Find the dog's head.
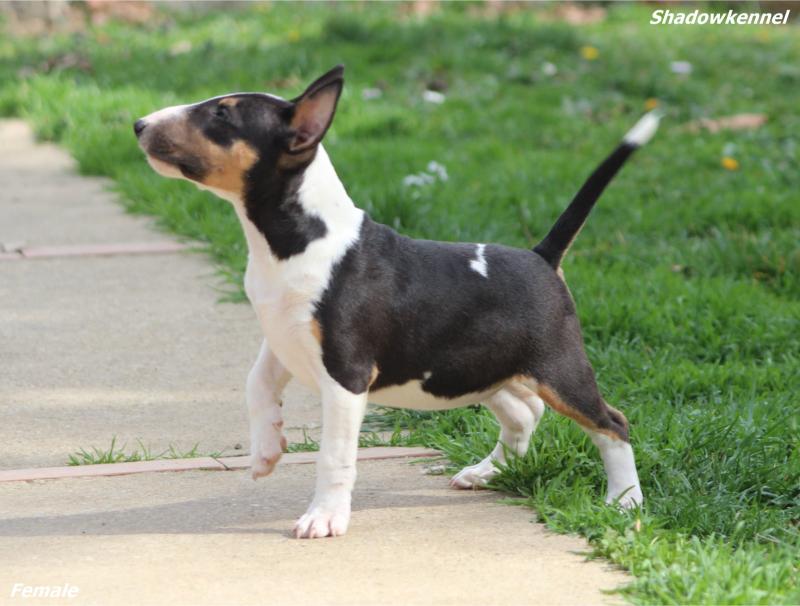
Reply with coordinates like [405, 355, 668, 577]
[134, 65, 344, 201]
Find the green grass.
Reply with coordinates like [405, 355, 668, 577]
[3, 3, 798, 603]
[284, 427, 415, 454]
[67, 437, 224, 466]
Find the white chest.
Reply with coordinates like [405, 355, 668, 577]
[244, 261, 324, 388]
[230, 145, 365, 391]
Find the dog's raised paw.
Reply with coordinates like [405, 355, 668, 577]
[250, 433, 287, 480]
[450, 457, 499, 489]
[250, 450, 282, 480]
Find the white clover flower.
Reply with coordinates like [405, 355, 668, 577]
[422, 90, 446, 104]
[402, 173, 435, 188]
[402, 161, 448, 188]
[670, 61, 692, 75]
[542, 62, 558, 76]
[426, 161, 448, 182]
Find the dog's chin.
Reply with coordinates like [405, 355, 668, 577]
[145, 155, 185, 180]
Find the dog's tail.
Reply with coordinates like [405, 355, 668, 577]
[533, 111, 662, 269]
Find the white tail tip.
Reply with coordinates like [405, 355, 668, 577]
[623, 110, 663, 147]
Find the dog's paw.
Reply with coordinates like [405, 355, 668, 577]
[450, 456, 498, 489]
[250, 435, 287, 480]
[606, 486, 644, 510]
[293, 496, 351, 539]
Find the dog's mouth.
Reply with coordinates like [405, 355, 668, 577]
[141, 137, 206, 181]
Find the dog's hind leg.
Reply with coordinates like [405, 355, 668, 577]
[451, 384, 545, 489]
[247, 339, 291, 479]
[527, 337, 643, 508]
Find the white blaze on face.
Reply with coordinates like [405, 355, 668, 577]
[470, 243, 488, 278]
[140, 103, 190, 126]
[138, 103, 191, 179]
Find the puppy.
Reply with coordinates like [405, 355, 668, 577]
[135, 65, 659, 538]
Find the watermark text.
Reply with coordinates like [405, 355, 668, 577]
[10, 583, 80, 599]
[651, 9, 790, 26]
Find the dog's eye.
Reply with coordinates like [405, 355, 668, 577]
[214, 104, 231, 121]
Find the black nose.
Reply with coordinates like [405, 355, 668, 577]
[133, 119, 146, 137]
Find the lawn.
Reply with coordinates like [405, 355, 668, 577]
[2, 3, 798, 604]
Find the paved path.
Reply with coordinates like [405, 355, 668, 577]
[0, 460, 627, 606]
[0, 120, 320, 469]
[0, 119, 628, 604]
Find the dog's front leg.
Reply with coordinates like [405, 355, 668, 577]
[248, 339, 291, 479]
[294, 381, 367, 539]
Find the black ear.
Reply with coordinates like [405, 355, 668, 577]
[287, 65, 344, 154]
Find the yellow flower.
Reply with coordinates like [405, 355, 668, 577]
[721, 157, 739, 171]
[580, 45, 599, 60]
[287, 29, 301, 43]
[644, 98, 659, 111]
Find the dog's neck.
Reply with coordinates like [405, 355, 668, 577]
[217, 145, 363, 288]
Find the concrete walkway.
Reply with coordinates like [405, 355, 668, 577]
[0, 119, 628, 604]
[0, 119, 320, 470]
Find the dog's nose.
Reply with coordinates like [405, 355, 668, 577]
[133, 119, 147, 137]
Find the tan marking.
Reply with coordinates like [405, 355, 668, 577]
[200, 139, 259, 194]
[554, 266, 577, 304]
[142, 109, 258, 197]
[310, 319, 323, 344]
[536, 384, 622, 441]
[505, 380, 538, 401]
[368, 365, 380, 388]
[218, 97, 239, 107]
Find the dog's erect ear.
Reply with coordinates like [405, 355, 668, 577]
[286, 65, 344, 154]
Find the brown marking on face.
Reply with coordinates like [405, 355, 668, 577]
[537, 384, 624, 441]
[141, 107, 258, 196]
[311, 319, 323, 345]
[199, 139, 259, 195]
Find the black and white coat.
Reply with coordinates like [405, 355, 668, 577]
[136, 66, 658, 538]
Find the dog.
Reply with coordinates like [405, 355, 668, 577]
[135, 65, 659, 539]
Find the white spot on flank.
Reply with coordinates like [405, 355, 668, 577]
[423, 371, 432, 380]
[470, 244, 488, 278]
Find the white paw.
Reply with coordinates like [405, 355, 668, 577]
[606, 485, 644, 510]
[450, 456, 499, 489]
[250, 433, 287, 480]
[293, 495, 351, 539]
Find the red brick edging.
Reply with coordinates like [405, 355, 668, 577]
[0, 447, 441, 483]
[0, 241, 190, 261]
